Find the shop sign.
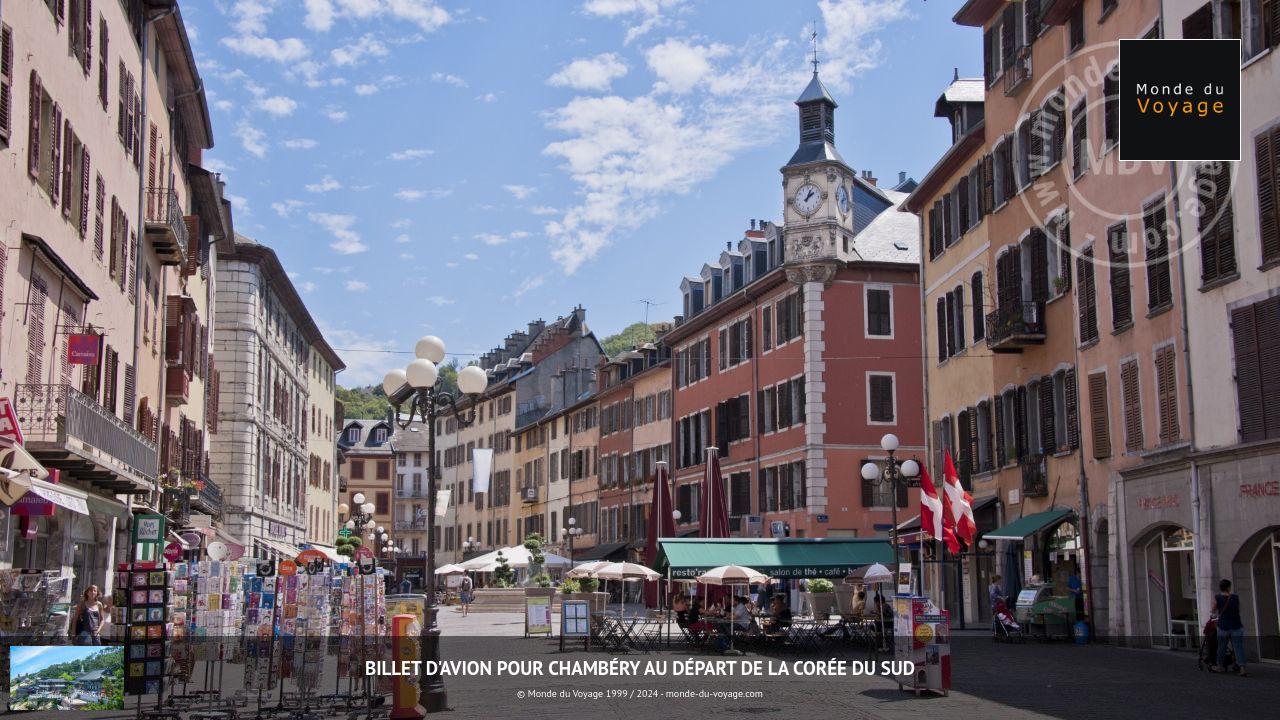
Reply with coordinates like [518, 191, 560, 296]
[0, 398, 24, 446]
[133, 514, 166, 543]
[337, 528, 353, 537]
[1136, 495, 1180, 509]
[67, 335, 101, 365]
[163, 542, 184, 562]
[1240, 481, 1279, 498]
[816, 514, 829, 523]
[9, 490, 54, 517]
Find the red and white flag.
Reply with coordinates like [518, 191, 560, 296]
[920, 465, 959, 554]
[942, 450, 977, 547]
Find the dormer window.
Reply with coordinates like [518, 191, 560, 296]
[372, 427, 388, 444]
[345, 427, 360, 444]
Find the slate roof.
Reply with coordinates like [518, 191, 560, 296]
[338, 418, 394, 455]
[389, 421, 432, 453]
[942, 78, 985, 103]
[795, 73, 838, 106]
[786, 141, 846, 167]
[848, 189, 921, 265]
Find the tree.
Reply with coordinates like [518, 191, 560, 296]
[493, 551, 515, 587]
[601, 322, 666, 356]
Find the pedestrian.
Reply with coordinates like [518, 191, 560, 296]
[459, 573, 474, 617]
[69, 585, 106, 645]
[1066, 571, 1084, 615]
[399, 578, 411, 595]
[989, 574, 1006, 614]
[1212, 578, 1247, 676]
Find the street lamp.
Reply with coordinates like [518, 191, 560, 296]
[383, 336, 487, 715]
[860, 433, 920, 580]
[567, 518, 583, 563]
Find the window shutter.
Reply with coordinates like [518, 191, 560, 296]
[715, 401, 729, 457]
[98, 19, 108, 107]
[183, 215, 201, 276]
[954, 286, 966, 351]
[896, 473, 909, 508]
[982, 154, 995, 213]
[0, 24, 12, 143]
[1121, 360, 1143, 451]
[1255, 128, 1279, 264]
[1108, 225, 1132, 327]
[1029, 109, 1043, 177]
[60, 120, 74, 217]
[1014, 386, 1027, 460]
[1030, 228, 1049, 303]
[861, 470, 873, 508]
[945, 292, 956, 357]
[983, 28, 994, 86]
[972, 272, 985, 341]
[966, 408, 979, 477]
[1089, 373, 1111, 459]
[1065, 368, 1080, 450]
[117, 61, 126, 141]
[1039, 375, 1056, 454]
[1059, 217, 1073, 292]
[147, 122, 157, 190]
[1053, 96, 1068, 166]
[1077, 250, 1098, 342]
[83, 0, 93, 74]
[1145, 203, 1172, 309]
[1231, 303, 1264, 441]
[123, 362, 136, 424]
[27, 70, 40, 176]
[957, 409, 973, 485]
[1001, 7, 1016, 68]
[56, 0, 66, 24]
[49, 104, 62, 203]
[79, 147, 90, 237]
[1155, 346, 1180, 444]
[936, 297, 947, 361]
[993, 394, 1006, 465]
[93, 175, 105, 257]
[127, 230, 136, 296]
[25, 278, 48, 385]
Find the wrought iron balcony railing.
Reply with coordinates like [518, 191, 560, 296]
[15, 384, 158, 488]
[144, 187, 188, 266]
[986, 300, 1046, 352]
[1004, 45, 1032, 96]
[1022, 454, 1049, 498]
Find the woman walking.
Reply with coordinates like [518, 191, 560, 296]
[70, 585, 107, 645]
[1212, 579, 1247, 676]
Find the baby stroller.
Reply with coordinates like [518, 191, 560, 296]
[992, 599, 1024, 643]
[1198, 617, 1238, 672]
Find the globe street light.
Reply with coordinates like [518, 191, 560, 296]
[384, 336, 487, 715]
[860, 433, 921, 585]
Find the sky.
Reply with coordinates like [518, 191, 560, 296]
[190, 0, 980, 386]
[9, 646, 107, 678]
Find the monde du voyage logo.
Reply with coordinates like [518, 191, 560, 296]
[1119, 38, 1241, 162]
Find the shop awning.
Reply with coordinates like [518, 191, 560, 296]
[984, 509, 1073, 541]
[258, 538, 300, 559]
[24, 479, 90, 515]
[576, 541, 629, 562]
[305, 543, 344, 562]
[656, 538, 895, 579]
[85, 493, 131, 521]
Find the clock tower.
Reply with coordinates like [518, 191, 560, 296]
[781, 68, 858, 283]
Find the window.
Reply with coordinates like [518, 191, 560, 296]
[719, 316, 753, 369]
[1069, 0, 1085, 51]
[1248, 0, 1280, 57]
[68, 1, 93, 73]
[1259, 124, 1280, 264]
[952, 285, 966, 352]
[1155, 345, 1181, 444]
[774, 290, 803, 345]
[976, 400, 994, 471]
[729, 472, 751, 517]
[1026, 380, 1043, 454]
[1107, 223, 1133, 328]
[936, 297, 948, 362]
[761, 303, 773, 348]
[1088, 372, 1112, 459]
[376, 491, 390, 515]
[1182, 3, 1215, 39]
[993, 139, 1011, 206]
[1143, 199, 1173, 310]
[868, 374, 895, 424]
[1071, 98, 1088, 179]
[0, 25, 13, 145]
[1041, 91, 1067, 170]
[1015, 117, 1032, 191]
[971, 272, 985, 342]
[715, 394, 752, 448]
[866, 287, 892, 337]
[1077, 248, 1099, 343]
[968, 164, 983, 228]
[958, 176, 971, 233]
[1103, 66, 1119, 150]
[1120, 359, 1144, 451]
[350, 459, 365, 479]
[1196, 162, 1237, 284]
[1231, 296, 1280, 441]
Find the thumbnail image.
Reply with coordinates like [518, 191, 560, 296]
[8, 646, 125, 711]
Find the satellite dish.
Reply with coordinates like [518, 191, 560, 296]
[206, 541, 229, 561]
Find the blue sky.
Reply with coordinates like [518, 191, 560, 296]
[191, 1, 979, 386]
[9, 646, 108, 678]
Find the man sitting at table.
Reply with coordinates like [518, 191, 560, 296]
[731, 596, 754, 632]
[762, 595, 792, 634]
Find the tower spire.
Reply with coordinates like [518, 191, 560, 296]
[811, 22, 820, 75]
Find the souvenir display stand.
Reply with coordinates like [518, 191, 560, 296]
[892, 595, 951, 697]
[170, 559, 249, 714]
[115, 561, 176, 718]
[0, 569, 70, 638]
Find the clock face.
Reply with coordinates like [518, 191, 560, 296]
[836, 184, 850, 215]
[793, 183, 823, 215]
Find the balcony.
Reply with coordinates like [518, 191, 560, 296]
[1022, 455, 1049, 498]
[193, 472, 223, 518]
[160, 487, 191, 525]
[15, 384, 158, 493]
[395, 487, 430, 499]
[165, 366, 189, 404]
[395, 519, 428, 532]
[986, 301, 1046, 352]
[1004, 45, 1032, 96]
[144, 188, 188, 266]
[521, 485, 538, 503]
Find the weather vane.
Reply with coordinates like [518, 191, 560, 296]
[811, 22, 819, 75]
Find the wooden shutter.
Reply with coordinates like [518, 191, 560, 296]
[127, 231, 135, 295]
[945, 292, 956, 357]
[1267, 0, 1280, 49]
[1145, 203, 1173, 309]
[1027, 0, 1042, 37]
[27, 71, 41, 178]
[993, 394, 1006, 466]
[183, 215, 201, 276]
[1001, 6, 1016, 68]
[972, 272, 985, 341]
[1108, 225, 1132, 327]
[83, 0, 93, 74]
[957, 409, 973, 485]
[982, 154, 995, 214]
[1088, 373, 1111, 459]
[98, 19, 108, 107]
[25, 277, 48, 385]
[1121, 360, 1143, 451]
[103, 346, 118, 414]
[165, 295, 184, 365]
[1053, 95, 1068, 166]
[1198, 162, 1237, 283]
[79, 147, 90, 237]
[0, 242, 5, 350]
[983, 28, 994, 86]
[0, 24, 12, 143]
[1155, 345, 1180, 444]
[1030, 228, 1049, 303]
[123, 362, 136, 424]
[93, 176, 105, 257]
[1232, 303, 1265, 441]
[1077, 250, 1098, 342]
[117, 61, 126, 140]
[966, 408, 979, 477]
[1065, 368, 1080, 450]
[1256, 128, 1279, 264]
[49, 105, 62, 203]
[936, 297, 947, 361]
[147, 122, 157, 190]
[1014, 386, 1027, 460]
[1039, 375, 1056, 454]
[60, 120, 74, 216]
[1029, 109, 1043, 177]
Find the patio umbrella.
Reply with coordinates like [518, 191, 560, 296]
[567, 560, 613, 579]
[434, 564, 468, 575]
[694, 565, 770, 653]
[699, 448, 731, 608]
[594, 562, 661, 617]
[848, 563, 893, 584]
[644, 462, 677, 609]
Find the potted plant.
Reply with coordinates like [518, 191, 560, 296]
[577, 577, 607, 612]
[559, 579, 580, 595]
[1053, 276, 1068, 294]
[804, 578, 837, 619]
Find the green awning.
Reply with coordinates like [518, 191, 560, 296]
[85, 493, 131, 521]
[656, 538, 894, 579]
[983, 509, 1072, 541]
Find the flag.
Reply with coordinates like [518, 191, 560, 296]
[920, 465, 959, 554]
[942, 450, 977, 547]
[435, 489, 451, 517]
[472, 448, 493, 493]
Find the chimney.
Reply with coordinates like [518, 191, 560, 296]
[726, 241, 732, 251]
[863, 169, 877, 187]
[750, 219, 757, 230]
[899, 171, 907, 185]
[953, 67, 959, 82]
[528, 319, 546, 338]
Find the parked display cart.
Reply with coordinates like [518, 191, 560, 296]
[1014, 584, 1075, 641]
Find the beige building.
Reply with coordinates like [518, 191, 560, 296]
[304, 346, 343, 547]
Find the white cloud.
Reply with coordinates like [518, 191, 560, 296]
[475, 92, 497, 103]
[256, 95, 299, 116]
[299, 280, 318, 293]
[402, 253, 417, 260]
[388, 148, 434, 161]
[645, 39, 729, 94]
[331, 34, 388, 66]
[512, 275, 544, 298]
[226, 192, 251, 214]
[234, 120, 268, 157]
[308, 0, 451, 34]
[426, 296, 455, 306]
[583, 0, 687, 44]
[528, 205, 559, 216]
[548, 53, 629, 92]
[390, 218, 412, 229]
[394, 233, 411, 243]
[395, 188, 451, 201]
[445, 261, 458, 267]
[222, 35, 309, 63]
[304, 0, 336, 31]
[503, 184, 536, 200]
[463, 253, 479, 261]
[354, 83, 379, 95]
[310, 212, 369, 254]
[323, 106, 349, 122]
[272, 199, 308, 217]
[283, 138, 318, 149]
[214, 99, 234, 112]
[431, 72, 467, 87]
[475, 231, 529, 246]
[305, 175, 343, 193]
[203, 157, 234, 175]
[817, 0, 912, 84]
[316, 324, 401, 385]
[345, 280, 369, 292]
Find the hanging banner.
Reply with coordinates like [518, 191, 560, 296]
[435, 489, 451, 517]
[0, 398, 25, 446]
[67, 334, 101, 365]
[472, 448, 493, 493]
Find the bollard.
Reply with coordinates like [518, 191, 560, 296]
[390, 614, 424, 719]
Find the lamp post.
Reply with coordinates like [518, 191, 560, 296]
[384, 336, 488, 715]
[859, 434, 921, 580]
[342, 494, 379, 559]
[567, 518, 583, 563]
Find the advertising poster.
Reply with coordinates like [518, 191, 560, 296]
[525, 596, 552, 637]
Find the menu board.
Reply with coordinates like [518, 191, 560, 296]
[118, 563, 171, 696]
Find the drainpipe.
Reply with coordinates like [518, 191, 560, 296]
[915, 215, 938, 612]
